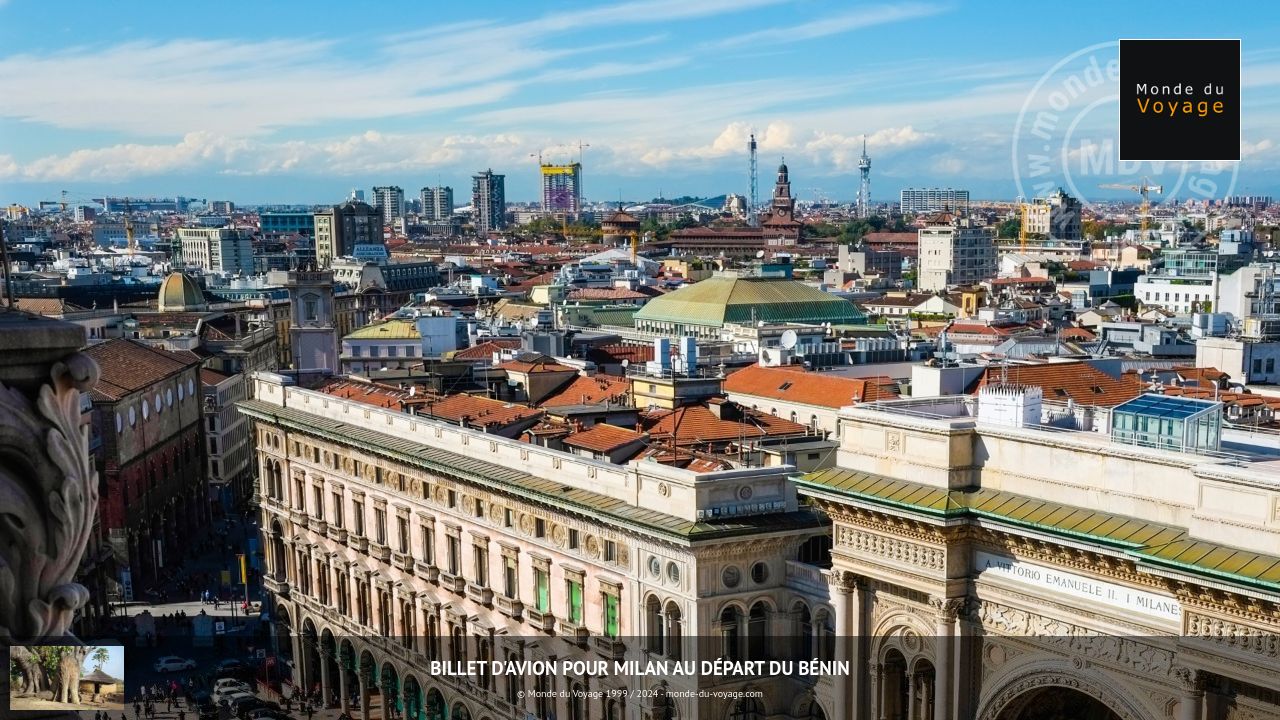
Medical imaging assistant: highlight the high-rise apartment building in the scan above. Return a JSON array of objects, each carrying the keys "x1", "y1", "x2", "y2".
[
  {"x1": 372, "y1": 186, "x2": 405, "y2": 226},
  {"x1": 1022, "y1": 188, "x2": 1082, "y2": 243},
  {"x1": 472, "y1": 169, "x2": 506, "y2": 234},
  {"x1": 540, "y1": 163, "x2": 581, "y2": 215},
  {"x1": 900, "y1": 188, "x2": 970, "y2": 214},
  {"x1": 917, "y1": 214, "x2": 997, "y2": 291},
  {"x1": 313, "y1": 200, "x2": 383, "y2": 267},
  {"x1": 177, "y1": 226, "x2": 254, "y2": 275},
  {"x1": 421, "y1": 186, "x2": 454, "y2": 221}
]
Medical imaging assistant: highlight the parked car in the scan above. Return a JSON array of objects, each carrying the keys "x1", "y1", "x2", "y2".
[
  {"x1": 154, "y1": 656, "x2": 197, "y2": 673},
  {"x1": 214, "y1": 678, "x2": 251, "y2": 693},
  {"x1": 233, "y1": 697, "x2": 279, "y2": 720},
  {"x1": 214, "y1": 688, "x2": 255, "y2": 706}
]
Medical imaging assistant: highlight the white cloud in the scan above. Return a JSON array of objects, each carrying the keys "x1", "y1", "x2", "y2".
[
  {"x1": 0, "y1": 0, "x2": 777, "y2": 139},
  {"x1": 711, "y1": 3, "x2": 948, "y2": 49}
]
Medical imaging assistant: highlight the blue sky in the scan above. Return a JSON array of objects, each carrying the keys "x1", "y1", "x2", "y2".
[{"x1": 0, "y1": 0, "x2": 1278, "y2": 206}]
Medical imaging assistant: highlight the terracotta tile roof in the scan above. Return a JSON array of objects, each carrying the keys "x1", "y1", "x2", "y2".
[
  {"x1": 539, "y1": 374, "x2": 633, "y2": 408},
  {"x1": 452, "y1": 339, "x2": 522, "y2": 361},
  {"x1": 967, "y1": 361, "x2": 1143, "y2": 407},
  {"x1": 1068, "y1": 260, "x2": 1102, "y2": 271},
  {"x1": 200, "y1": 368, "x2": 230, "y2": 387},
  {"x1": 563, "y1": 423, "x2": 648, "y2": 454},
  {"x1": 83, "y1": 338, "x2": 201, "y2": 401},
  {"x1": 863, "y1": 293, "x2": 932, "y2": 308},
  {"x1": 1058, "y1": 327, "x2": 1097, "y2": 341},
  {"x1": 415, "y1": 393, "x2": 543, "y2": 428},
  {"x1": 497, "y1": 356, "x2": 576, "y2": 374},
  {"x1": 320, "y1": 379, "x2": 411, "y2": 409},
  {"x1": 723, "y1": 364, "x2": 899, "y2": 408},
  {"x1": 1169, "y1": 366, "x2": 1229, "y2": 388},
  {"x1": 640, "y1": 404, "x2": 810, "y2": 445}
]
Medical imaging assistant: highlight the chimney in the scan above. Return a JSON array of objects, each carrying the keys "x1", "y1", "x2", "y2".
[{"x1": 977, "y1": 384, "x2": 1042, "y2": 428}]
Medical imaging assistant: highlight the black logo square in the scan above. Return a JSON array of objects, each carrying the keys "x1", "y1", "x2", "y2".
[{"x1": 1119, "y1": 39, "x2": 1240, "y2": 161}]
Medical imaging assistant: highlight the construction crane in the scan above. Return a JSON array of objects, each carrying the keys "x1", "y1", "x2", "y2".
[{"x1": 1099, "y1": 177, "x2": 1162, "y2": 241}]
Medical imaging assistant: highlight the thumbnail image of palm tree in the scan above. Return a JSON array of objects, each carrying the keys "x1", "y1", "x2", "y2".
[{"x1": 10, "y1": 645, "x2": 126, "y2": 712}]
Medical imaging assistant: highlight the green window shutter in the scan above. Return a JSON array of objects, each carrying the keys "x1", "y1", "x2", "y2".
[
  {"x1": 605, "y1": 594, "x2": 620, "y2": 638},
  {"x1": 536, "y1": 570, "x2": 550, "y2": 612},
  {"x1": 569, "y1": 581, "x2": 583, "y2": 624}
]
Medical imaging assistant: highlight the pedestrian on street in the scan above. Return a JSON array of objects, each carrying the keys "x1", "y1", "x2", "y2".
[{"x1": 307, "y1": 703, "x2": 315, "y2": 720}]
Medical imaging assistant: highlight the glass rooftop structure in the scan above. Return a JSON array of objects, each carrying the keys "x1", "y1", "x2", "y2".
[{"x1": 1110, "y1": 393, "x2": 1222, "y2": 454}]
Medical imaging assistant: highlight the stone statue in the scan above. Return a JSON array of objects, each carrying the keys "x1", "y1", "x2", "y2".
[
  {"x1": 0, "y1": 312, "x2": 100, "y2": 641},
  {"x1": 50, "y1": 646, "x2": 88, "y2": 704}
]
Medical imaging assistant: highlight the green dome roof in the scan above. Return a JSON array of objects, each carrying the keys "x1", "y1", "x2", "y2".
[
  {"x1": 158, "y1": 272, "x2": 206, "y2": 312},
  {"x1": 634, "y1": 274, "x2": 865, "y2": 328}
]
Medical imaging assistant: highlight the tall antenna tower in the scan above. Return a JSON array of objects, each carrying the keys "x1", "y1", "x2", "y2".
[
  {"x1": 748, "y1": 133, "x2": 759, "y2": 227},
  {"x1": 857, "y1": 134, "x2": 871, "y2": 218}
]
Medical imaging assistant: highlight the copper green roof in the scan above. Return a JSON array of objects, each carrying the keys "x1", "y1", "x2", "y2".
[
  {"x1": 344, "y1": 318, "x2": 421, "y2": 340},
  {"x1": 799, "y1": 467, "x2": 1280, "y2": 594},
  {"x1": 633, "y1": 275, "x2": 866, "y2": 328},
  {"x1": 239, "y1": 399, "x2": 821, "y2": 543}
]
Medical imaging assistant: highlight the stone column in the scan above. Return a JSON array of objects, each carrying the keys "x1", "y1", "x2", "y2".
[
  {"x1": 319, "y1": 642, "x2": 331, "y2": 710},
  {"x1": 359, "y1": 671, "x2": 371, "y2": 720},
  {"x1": 290, "y1": 621, "x2": 306, "y2": 694},
  {"x1": 905, "y1": 671, "x2": 919, "y2": 720},
  {"x1": 929, "y1": 597, "x2": 961, "y2": 720},
  {"x1": 339, "y1": 659, "x2": 350, "y2": 715},
  {"x1": 869, "y1": 662, "x2": 883, "y2": 720},
  {"x1": 824, "y1": 570, "x2": 854, "y2": 720},
  {"x1": 1176, "y1": 667, "x2": 1204, "y2": 720}
]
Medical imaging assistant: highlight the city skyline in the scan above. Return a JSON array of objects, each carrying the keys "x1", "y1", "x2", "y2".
[{"x1": 1, "y1": 0, "x2": 1278, "y2": 205}]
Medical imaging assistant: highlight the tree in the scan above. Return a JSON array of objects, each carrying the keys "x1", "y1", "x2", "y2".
[
  {"x1": 90, "y1": 647, "x2": 109, "y2": 670},
  {"x1": 996, "y1": 218, "x2": 1021, "y2": 239}
]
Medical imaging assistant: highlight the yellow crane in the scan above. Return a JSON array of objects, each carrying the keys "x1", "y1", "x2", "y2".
[
  {"x1": 1099, "y1": 177, "x2": 1162, "y2": 241},
  {"x1": 1019, "y1": 202, "x2": 1029, "y2": 252}
]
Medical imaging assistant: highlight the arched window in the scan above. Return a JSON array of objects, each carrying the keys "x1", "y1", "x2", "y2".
[
  {"x1": 664, "y1": 601, "x2": 683, "y2": 661},
  {"x1": 790, "y1": 411, "x2": 798, "y2": 423},
  {"x1": 646, "y1": 596, "x2": 664, "y2": 654},
  {"x1": 793, "y1": 602, "x2": 813, "y2": 662},
  {"x1": 748, "y1": 602, "x2": 768, "y2": 661},
  {"x1": 569, "y1": 682, "x2": 586, "y2": 720},
  {"x1": 719, "y1": 606, "x2": 742, "y2": 662},
  {"x1": 815, "y1": 610, "x2": 835, "y2": 663}
]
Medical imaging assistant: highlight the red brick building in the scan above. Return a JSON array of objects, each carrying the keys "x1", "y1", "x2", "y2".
[{"x1": 84, "y1": 339, "x2": 209, "y2": 600}]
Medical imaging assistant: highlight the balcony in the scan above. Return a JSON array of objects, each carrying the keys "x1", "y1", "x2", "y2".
[
  {"x1": 495, "y1": 595, "x2": 523, "y2": 620},
  {"x1": 309, "y1": 518, "x2": 328, "y2": 534},
  {"x1": 370, "y1": 543, "x2": 392, "y2": 563},
  {"x1": 289, "y1": 508, "x2": 307, "y2": 525},
  {"x1": 416, "y1": 562, "x2": 439, "y2": 583},
  {"x1": 524, "y1": 608, "x2": 556, "y2": 633},
  {"x1": 350, "y1": 535, "x2": 369, "y2": 553},
  {"x1": 263, "y1": 572, "x2": 290, "y2": 597},
  {"x1": 394, "y1": 552, "x2": 415, "y2": 573},
  {"x1": 327, "y1": 526, "x2": 348, "y2": 543},
  {"x1": 558, "y1": 618, "x2": 590, "y2": 646},
  {"x1": 593, "y1": 636, "x2": 625, "y2": 661},
  {"x1": 785, "y1": 560, "x2": 830, "y2": 597},
  {"x1": 466, "y1": 583, "x2": 494, "y2": 607},
  {"x1": 439, "y1": 571, "x2": 466, "y2": 595}
]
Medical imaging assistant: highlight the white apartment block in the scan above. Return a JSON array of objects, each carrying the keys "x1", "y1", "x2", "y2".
[
  {"x1": 916, "y1": 217, "x2": 997, "y2": 291},
  {"x1": 177, "y1": 226, "x2": 254, "y2": 275}
]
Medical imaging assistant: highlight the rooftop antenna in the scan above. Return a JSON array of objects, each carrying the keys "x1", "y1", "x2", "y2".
[{"x1": 748, "y1": 132, "x2": 759, "y2": 227}]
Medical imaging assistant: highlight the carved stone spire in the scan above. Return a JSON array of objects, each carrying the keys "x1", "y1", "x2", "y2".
[{"x1": 0, "y1": 310, "x2": 100, "y2": 642}]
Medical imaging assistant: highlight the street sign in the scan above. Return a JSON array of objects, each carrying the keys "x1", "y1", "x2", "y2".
[
  {"x1": 215, "y1": 621, "x2": 226, "y2": 635},
  {"x1": 120, "y1": 569, "x2": 133, "y2": 603}
]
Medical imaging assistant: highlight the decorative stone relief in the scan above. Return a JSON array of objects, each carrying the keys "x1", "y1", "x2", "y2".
[
  {"x1": 0, "y1": 350, "x2": 100, "y2": 641},
  {"x1": 1185, "y1": 613, "x2": 1280, "y2": 659},
  {"x1": 975, "y1": 601, "x2": 1174, "y2": 677}
]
